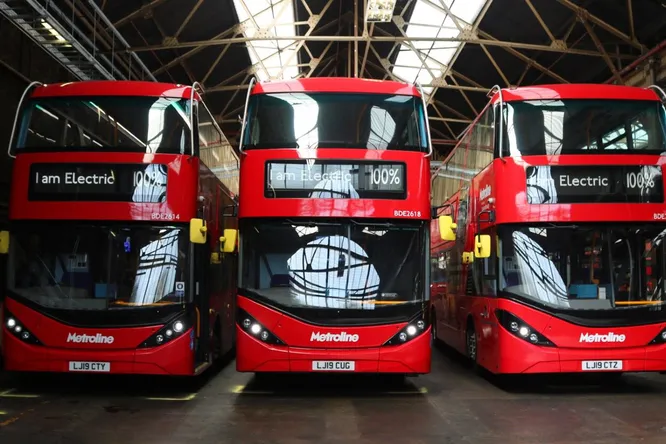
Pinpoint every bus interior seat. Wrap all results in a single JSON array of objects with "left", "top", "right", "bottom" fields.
[
  {"left": 568, "top": 284, "right": 598, "bottom": 299},
  {"left": 94, "top": 283, "right": 118, "bottom": 299},
  {"left": 504, "top": 272, "right": 520, "bottom": 287}
]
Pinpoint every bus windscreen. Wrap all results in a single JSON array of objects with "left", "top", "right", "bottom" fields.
[
  {"left": 17, "top": 96, "right": 190, "bottom": 154},
  {"left": 504, "top": 99, "right": 666, "bottom": 156},
  {"left": 499, "top": 224, "right": 666, "bottom": 311},
  {"left": 239, "top": 220, "right": 427, "bottom": 324},
  {"left": 8, "top": 224, "right": 188, "bottom": 311},
  {"left": 242, "top": 93, "right": 427, "bottom": 152}
]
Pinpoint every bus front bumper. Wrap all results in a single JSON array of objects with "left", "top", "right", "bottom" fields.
[
  {"left": 2, "top": 326, "right": 196, "bottom": 376},
  {"left": 496, "top": 329, "right": 666, "bottom": 374},
  {"left": 236, "top": 325, "right": 431, "bottom": 374}
]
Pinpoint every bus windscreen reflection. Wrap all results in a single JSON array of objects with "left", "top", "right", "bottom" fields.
[{"left": 239, "top": 221, "right": 425, "bottom": 321}]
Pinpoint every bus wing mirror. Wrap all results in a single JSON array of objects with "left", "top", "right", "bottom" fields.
[
  {"left": 0, "top": 231, "right": 9, "bottom": 254},
  {"left": 438, "top": 215, "right": 457, "bottom": 241},
  {"left": 189, "top": 218, "right": 207, "bottom": 244},
  {"left": 462, "top": 252, "right": 474, "bottom": 264},
  {"left": 220, "top": 228, "right": 238, "bottom": 253},
  {"left": 475, "top": 234, "right": 491, "bottom": 258}
]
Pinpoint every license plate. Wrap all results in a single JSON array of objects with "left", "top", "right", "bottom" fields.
[
  {"left": 68, "top": 361, "right": 111, "bottom": 372},
  {"left": 312, "top": 360, "right": 355, "bottom": 371},
  {"left": 581, "top": 360, "right": 623, "bottom": 371}
]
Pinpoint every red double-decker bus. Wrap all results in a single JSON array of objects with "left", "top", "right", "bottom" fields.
[
  {"left": 0, "top": 80, "right": 239, "bottom": 375},
  {"left": 235, "top": 77, "right": 433, "bottom": 374},
  {"left": 431, "top": 83, "right": 666, "bottom": 375}
]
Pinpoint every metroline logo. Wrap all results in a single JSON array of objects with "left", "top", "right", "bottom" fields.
[
  {"left": 66, "top": 332, "right": 115, "bottom": 344},
  {"left": 310, "top": 332, "right": 359, "bottom": 343},
  {"left": 579, "top": 332, "right": 626, "bottom": 343},
  {"left": 479, "top": 184, "right": 492, "bottom": 200}
]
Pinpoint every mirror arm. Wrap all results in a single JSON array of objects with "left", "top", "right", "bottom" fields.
[{"left": 431, "top": 203, "right": 453, "bottom": 219}]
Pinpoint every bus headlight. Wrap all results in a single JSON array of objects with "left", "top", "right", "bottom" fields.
[
  {"left": 4, "top": 310, "right": 42, "bottom": 345},
  {"left": 384, "top": 312, "right": 429, "bottom": 346},
  {"left": 138, "top": 315, "right": 191, "bottom": 348},
  {"left": 649, "top": 327, "right": 666, "bottom": 345},
  {"left": 495, "top": 309, "right": 555, "bottom": 347},
  {"left": 237, "top": 308, "right": 285, "bottom": 346}
]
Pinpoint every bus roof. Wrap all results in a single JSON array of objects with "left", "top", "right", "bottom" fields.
[
  {"left": 251, "top": 77, "right": 421, "bottom": 97},
  {"left": 29, "top": 80, "right": 200, "bottom": 100},
  {"left": 491, "top": 83, "right": 662, "bottom": 103}
]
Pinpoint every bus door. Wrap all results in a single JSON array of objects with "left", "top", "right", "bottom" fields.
[
  {"left": 193, "top": 238, "right": 211, "bottom": 366},
  {"left": 433, "top": 199, "right": 458, "bottom": 337},
  {"left": 452, "top": 186, "right": 470, "bottom": 336},
  {"left": 189, "top": 213, "right": 212, "bottom": 367},
  {"left": 471, "top": 226, "right": 498, "bottom": 368}
]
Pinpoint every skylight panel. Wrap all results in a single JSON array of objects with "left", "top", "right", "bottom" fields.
[
  {"left": 392, "top": 0, "right": 489, "bottom": 98},
  {"left": 232, "top": 0, "right": 299, "bottom": 81}
]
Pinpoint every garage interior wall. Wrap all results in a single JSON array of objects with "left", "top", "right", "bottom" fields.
[{"left": 0, "top": 17, "right": 75, "bottom": 303}]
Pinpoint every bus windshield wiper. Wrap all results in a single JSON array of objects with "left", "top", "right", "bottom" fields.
[
  {"left": 283, "top": 219, "right": 341, "bottom": 227},
  {"left": 350, "top": 220, "right": 397, "bottom": 229}
]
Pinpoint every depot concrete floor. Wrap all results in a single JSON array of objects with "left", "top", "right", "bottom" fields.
[{"left": 1, "top": 346, "right": 666, "bottom": 444}]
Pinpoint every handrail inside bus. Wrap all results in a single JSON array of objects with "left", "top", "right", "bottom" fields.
[
  {"left": 190, "top": 81, "right": 203, "bottom": 156},
  {"left": 8, "top": 81, "right": 43, "bottom": 159},
  {"left": 614, "top": 300, "right": 664, "bottom": 305},
  {"left": 648, "top": 84, "right": 666, "bottom": 102},
  {"left": 488, "top": 84, "right": 504, "bottom": 161},
  {"left": 415, "top": 81, "right": 433, "bottom": 157},
  {"left": 238, "top": 76, "right": 257, "bottom": 155}
]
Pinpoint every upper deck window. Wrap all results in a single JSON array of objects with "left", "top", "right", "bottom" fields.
[
  {"left": 503, "top": 99, "right": 666, "bottom": 156},
  {"left": 242, "top": 92, "right": 427, "bottom": 152},
  {"left": 16, "top": 96, "right": 191, "bottom": 154}
]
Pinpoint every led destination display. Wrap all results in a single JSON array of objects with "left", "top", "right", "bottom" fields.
[
  {"left": 265, "top": 160, "right": 406, "bottom": 199},
  {"left": 525, "top": 165, "right": 664, "bottom": 204},
  {"left": 29, "top": 163, "right": 168, "bottom": 202}
]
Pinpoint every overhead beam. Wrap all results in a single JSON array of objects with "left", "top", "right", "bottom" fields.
[
  {"left": 554, "top": 0, "right": 645, "bottom": 51},
  {"left": 627, "top": 0, "right": 635, "bottom": 42},
  {"left": 125, "top": 35, "right": 637, "bottom": 58},
  {"left": 581, "top": 20, "right": 623, "bottom": 84},
  {"left": 113, "top": 0, "right": 170, "bottom": 28},
  {"left": 174, "top": 0, "right": 204, "bottom": 40},
  {"left": 480, "top": 44, "right": 510, "bottom": 86},
  {"left": 429, "top": 117, "right": 472, "bottom": 124},
  {"left": 524, "top": 0, "right": 556, "bottom": 43},
  {"left": 152, "top": 26, "right": 236, "bottom": 75},
  {"left": 478, "top": 30, "right": 569, "bottom": 83}
]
